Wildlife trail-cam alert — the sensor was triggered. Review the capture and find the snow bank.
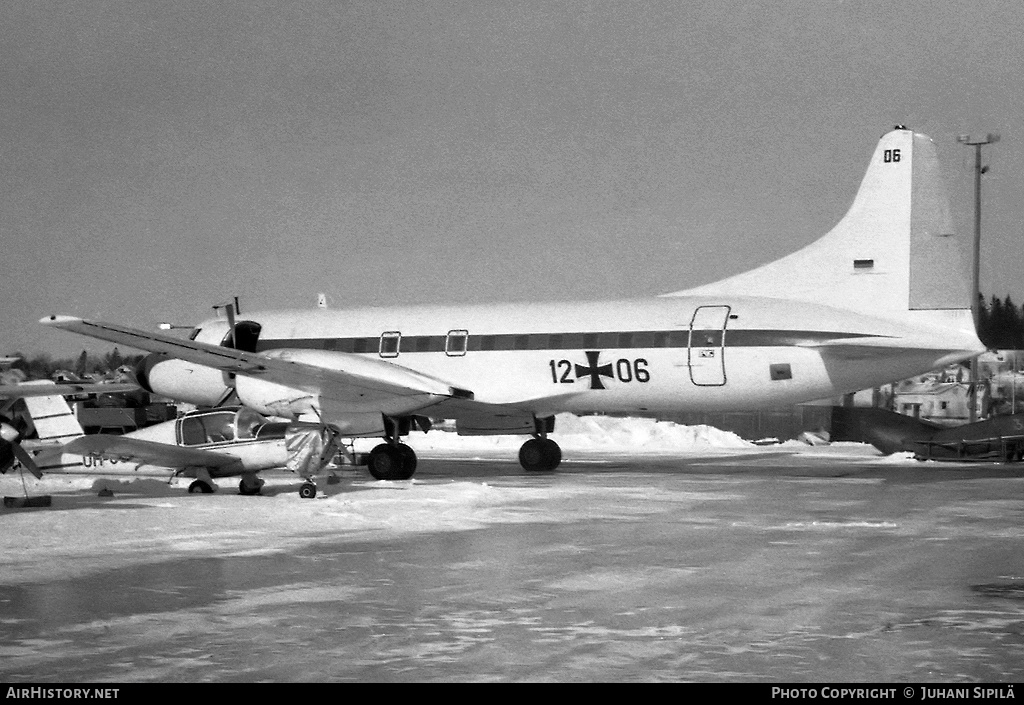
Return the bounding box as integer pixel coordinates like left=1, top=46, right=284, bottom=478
left=398, top=413, right=752, bottom=454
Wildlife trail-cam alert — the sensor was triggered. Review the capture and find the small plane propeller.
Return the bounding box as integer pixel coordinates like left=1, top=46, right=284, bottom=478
left=0, top=414, right=43, bottom=479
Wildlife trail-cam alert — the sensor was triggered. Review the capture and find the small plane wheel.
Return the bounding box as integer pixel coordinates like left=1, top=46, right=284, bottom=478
left=238, top=478, right=264, bottom=496
left=188, top=480, right=214, bottom=494
left=519, top=438, right=562, bottom=472
left=299, top=482, right=317, bottom=499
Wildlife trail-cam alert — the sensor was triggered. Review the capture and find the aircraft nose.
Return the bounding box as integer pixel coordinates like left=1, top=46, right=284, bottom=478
left=1, top=417, right=21, bottom=443
left=133, top=353, right=167, bottom=393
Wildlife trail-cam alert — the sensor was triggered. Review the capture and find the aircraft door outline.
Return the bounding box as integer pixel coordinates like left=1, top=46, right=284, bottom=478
left=688, top=305, right=730, bottom=386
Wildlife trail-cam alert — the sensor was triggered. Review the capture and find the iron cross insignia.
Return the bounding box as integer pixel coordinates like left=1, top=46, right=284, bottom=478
left=575, top=351, right=614, bottom=389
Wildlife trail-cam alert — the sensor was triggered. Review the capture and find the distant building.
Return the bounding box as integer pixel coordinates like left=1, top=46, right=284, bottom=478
left=889, top=361, right=986, bottom=426
left=893, top=381, right=979, bottom=425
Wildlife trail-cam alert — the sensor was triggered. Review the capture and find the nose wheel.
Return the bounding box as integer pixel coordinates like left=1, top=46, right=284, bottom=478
left=519, top=438, right=561, bottom=472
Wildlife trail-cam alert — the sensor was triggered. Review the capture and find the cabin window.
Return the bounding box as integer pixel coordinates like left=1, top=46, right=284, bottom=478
left=513, top=334, right=529, bottom=350
left=180, top=417, right=206, bottom=446
left=179, top=411, right=236, bottom=445
left=769, top=363, right=792, bottom=381
left=379, top=331, right=401, bottom=358
left=235, top=408, right=264, bottom=440
left=446, top=330, right=469, bottom=357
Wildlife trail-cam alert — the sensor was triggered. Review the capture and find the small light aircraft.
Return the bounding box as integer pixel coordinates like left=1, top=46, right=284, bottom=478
left=831, top=406, right=1024, bottom=462
left=2, top=380, right=140, bottom=480
left=1, top=384, right=340, bottom=497
left=41, top=127, right=986, bottom=485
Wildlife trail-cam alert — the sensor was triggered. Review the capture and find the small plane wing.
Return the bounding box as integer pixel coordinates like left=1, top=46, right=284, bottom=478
left=0, top=380, right=139, bottom=399
left=60, top=434, right=244, bottom=473
left=41, top=316, right=472, bottom=412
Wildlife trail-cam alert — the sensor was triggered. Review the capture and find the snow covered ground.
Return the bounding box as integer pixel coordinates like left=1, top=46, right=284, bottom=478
left=6, top=415, right=1019, bottom=682
left=0, top=414, right=906, bottom=593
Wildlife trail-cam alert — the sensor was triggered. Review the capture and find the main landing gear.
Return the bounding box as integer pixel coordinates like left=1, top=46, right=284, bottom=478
left=238, top=475, right=265, bottom=496
left=518, top=437, right=562, bottom=472
left=367, top=442, right=417, bottom=480
left=188, top=480, right=214, bottom=494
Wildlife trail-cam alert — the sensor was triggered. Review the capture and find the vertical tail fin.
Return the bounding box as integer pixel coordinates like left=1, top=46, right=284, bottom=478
left=664, top=127, right=975, bottom=333
left=22, top=390, right=86, bottom=443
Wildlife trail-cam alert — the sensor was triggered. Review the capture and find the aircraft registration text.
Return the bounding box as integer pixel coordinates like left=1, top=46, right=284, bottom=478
left=549, top=352, right=650, bottom=389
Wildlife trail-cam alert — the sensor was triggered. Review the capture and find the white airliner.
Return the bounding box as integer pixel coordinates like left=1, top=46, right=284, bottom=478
left=2, top=386, right=340, bottom=497
left=42, top=127, right=985, bottom=490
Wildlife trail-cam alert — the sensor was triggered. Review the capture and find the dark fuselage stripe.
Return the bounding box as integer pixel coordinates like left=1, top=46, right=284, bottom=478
left=255, top=329, right=881, bottom=355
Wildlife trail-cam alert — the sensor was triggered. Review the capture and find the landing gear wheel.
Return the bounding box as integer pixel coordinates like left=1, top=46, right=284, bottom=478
left=238, top=478, right=264, bottom=496
left=367, top=443, right=418, bottom=480
left=299, top=482, right=317, bottom=499
left=519, top=438, right=562, bottom=472
left=188, top=480, right=214, bottom=494
left=396, top=443, right=417, bottom=479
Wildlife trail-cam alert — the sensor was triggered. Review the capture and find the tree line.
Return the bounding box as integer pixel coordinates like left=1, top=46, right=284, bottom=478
left=2, top=349, right=145, bottom=381
left=977, top=294, right=1024, bottom=350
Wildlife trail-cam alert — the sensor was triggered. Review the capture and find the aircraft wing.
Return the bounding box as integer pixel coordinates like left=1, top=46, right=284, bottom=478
left=427, top=392, right=586, bottom=434
left=0, top=381, right=139, bottom=399
left=60, top=434, right=244, bottom=473
left=41, top=316, right=473, bottom=411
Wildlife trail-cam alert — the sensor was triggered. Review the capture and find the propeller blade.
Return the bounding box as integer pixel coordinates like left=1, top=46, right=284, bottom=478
left=12, top=443, right=43, bottom=480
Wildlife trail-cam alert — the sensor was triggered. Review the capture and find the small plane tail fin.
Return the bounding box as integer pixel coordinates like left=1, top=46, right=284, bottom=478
left=23, top=390, right=86, bottom=443
left=664, top=127, right=977, bottom=338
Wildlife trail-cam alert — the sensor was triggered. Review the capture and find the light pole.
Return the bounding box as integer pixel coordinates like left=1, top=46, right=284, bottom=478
left=958, top=132, right=1000, bottom=423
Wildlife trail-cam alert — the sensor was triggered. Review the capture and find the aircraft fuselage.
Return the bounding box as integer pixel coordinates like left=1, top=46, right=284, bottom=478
left=186, top=295, right=980, bottom=420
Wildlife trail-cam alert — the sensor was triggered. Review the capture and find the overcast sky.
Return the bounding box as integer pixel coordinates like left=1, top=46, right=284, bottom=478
left=3, top=0, right=1022, bottom=356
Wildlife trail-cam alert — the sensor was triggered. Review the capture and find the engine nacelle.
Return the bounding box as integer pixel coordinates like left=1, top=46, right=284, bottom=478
left=135, top=354, right=232, bottom=406
left=233, top=376, right=387, bottom=436
left=234, top=375, right=316, bottom=419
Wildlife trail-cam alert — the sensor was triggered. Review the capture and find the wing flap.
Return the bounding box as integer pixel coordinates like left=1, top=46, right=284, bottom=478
left=428, top=392, right=584, bottom=435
